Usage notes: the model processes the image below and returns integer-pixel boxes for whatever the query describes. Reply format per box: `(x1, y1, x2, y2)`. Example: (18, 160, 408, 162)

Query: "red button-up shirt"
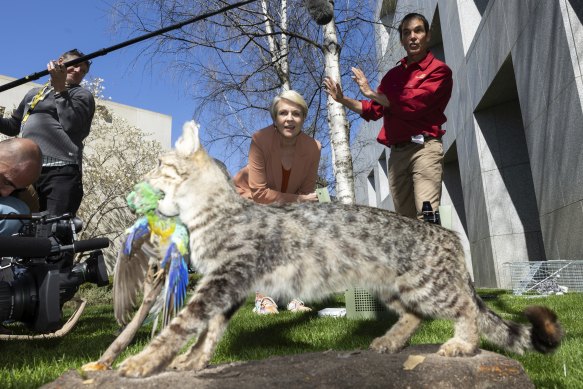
(360, 51, 453, 146)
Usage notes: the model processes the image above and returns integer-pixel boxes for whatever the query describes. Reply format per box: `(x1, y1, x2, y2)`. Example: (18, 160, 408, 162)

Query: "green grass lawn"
(0, 286, 581, 388)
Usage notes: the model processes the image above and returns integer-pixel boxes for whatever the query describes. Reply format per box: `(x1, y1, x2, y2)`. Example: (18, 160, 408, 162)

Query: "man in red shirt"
(324, 12, 453, 220)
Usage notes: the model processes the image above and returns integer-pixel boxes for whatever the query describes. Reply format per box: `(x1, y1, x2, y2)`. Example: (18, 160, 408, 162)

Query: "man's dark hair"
(398, 13, 430, 37)
(60, 48, 92, 71)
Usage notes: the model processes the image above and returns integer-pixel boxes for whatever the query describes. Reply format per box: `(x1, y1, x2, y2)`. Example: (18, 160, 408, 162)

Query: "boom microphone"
(0, 0, 336, 93)
(304, 0, 334, 25)
(0, 237, 52, 257)
(0, 0, 258, 93)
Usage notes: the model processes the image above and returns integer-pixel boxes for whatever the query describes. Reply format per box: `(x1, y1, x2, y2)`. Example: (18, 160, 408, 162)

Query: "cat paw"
(81, 361, 110, 372)
(169, 352, 208, 372)
(437, 339, 478, 357)
(369, 336, 404, 354)
(118, 354, 164, 378)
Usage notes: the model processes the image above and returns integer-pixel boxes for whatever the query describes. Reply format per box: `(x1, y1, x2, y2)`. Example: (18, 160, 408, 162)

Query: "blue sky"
(0, 1, 191, 147)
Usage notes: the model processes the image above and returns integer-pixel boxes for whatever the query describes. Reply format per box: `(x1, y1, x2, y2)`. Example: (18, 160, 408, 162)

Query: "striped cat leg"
(169, 312, 230, 371)
(119, 275, 245, 377)
(370, 298, 422, 353)
(437, 296, 480, 357)
(118, 298, 209, 377)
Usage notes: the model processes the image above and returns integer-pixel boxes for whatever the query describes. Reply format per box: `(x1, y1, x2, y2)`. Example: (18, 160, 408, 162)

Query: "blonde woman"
(234, 90, 321, 204)
(234, 90, 321, 313)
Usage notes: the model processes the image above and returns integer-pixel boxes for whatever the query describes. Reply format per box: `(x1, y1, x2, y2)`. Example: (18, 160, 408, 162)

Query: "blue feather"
(123, 217, 150, 255)
(162, 241, 189, 326)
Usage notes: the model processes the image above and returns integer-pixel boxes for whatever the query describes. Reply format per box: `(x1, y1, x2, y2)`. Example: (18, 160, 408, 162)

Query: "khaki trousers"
(388, 138, 444, 220)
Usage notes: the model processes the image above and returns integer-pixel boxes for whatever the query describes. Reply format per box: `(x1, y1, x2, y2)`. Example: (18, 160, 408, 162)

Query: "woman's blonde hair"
(270, 90, 308, 121)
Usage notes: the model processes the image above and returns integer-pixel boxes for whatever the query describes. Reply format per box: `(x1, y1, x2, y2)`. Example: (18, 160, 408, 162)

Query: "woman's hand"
(299, 192, 319, 202)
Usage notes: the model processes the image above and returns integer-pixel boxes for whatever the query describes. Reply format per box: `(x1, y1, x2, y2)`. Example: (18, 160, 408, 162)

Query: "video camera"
(0, 212, 109, 333)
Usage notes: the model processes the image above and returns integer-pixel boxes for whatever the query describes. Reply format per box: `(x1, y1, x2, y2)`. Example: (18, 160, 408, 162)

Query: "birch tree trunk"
(323, 19, 355, 204)
(262, 0, 291, 90)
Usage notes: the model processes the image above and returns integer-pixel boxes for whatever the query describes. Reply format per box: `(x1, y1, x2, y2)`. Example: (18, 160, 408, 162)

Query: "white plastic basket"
(504, 260, 583, 295)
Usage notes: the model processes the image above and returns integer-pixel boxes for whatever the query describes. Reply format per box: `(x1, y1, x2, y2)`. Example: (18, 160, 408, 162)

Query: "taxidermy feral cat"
(119, 121, 561, 378)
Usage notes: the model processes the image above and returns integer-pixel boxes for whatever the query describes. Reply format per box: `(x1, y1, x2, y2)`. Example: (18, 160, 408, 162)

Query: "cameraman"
(0, 138, 42, 235)
(0, 49, 95, 217)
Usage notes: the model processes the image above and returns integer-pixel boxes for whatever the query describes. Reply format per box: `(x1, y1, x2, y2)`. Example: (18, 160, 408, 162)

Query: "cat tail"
(476, 297, 562, 354)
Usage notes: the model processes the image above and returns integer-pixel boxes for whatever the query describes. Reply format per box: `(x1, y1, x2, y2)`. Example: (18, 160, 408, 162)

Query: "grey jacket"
(0, 84, 95, 166)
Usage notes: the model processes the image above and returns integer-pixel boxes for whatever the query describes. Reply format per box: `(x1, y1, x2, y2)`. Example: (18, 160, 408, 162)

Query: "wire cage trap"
(505, 260, 583, 296)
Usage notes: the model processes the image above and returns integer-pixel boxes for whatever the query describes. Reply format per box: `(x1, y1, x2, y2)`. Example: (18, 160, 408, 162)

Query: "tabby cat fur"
(118, 121, 561, 378)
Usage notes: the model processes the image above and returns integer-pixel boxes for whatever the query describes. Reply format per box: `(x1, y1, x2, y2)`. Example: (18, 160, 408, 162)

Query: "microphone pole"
(0, 0, 257, 93)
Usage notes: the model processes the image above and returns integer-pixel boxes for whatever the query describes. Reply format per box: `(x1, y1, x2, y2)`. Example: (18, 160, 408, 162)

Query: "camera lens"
(0, 271, 37, 323)
(84, 251, 108, 287)
(0, 282, 12, 321)
(65, 250, 109, 289)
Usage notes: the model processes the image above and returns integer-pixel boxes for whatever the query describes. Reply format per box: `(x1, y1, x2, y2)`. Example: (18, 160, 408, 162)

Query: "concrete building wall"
(0, 75, 172, 149)
(352, 0, 583, 288)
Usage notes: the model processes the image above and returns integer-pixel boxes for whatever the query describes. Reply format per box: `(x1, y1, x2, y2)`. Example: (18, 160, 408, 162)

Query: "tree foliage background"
(78, 77, 163, 269)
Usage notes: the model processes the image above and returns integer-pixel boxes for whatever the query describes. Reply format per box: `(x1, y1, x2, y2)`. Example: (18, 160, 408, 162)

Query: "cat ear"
(175, 120, 201, 156)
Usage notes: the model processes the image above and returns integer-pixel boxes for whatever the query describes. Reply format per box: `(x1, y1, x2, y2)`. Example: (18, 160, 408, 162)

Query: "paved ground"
(43, 345, 534, 389)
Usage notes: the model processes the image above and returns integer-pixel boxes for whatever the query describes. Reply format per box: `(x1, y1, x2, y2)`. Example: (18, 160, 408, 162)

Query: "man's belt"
(42, 156, 78, 167)
(391, 135, 442, 149)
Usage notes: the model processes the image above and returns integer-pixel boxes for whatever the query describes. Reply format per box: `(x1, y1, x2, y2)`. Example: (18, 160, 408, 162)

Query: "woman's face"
(274, 99, 305, 139)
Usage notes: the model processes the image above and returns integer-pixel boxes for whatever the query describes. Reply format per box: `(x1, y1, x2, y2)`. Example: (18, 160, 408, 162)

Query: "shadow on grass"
(225, 313, 318, 350)
(214, 295, 398, 362)
(477, 289, 528, 321)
